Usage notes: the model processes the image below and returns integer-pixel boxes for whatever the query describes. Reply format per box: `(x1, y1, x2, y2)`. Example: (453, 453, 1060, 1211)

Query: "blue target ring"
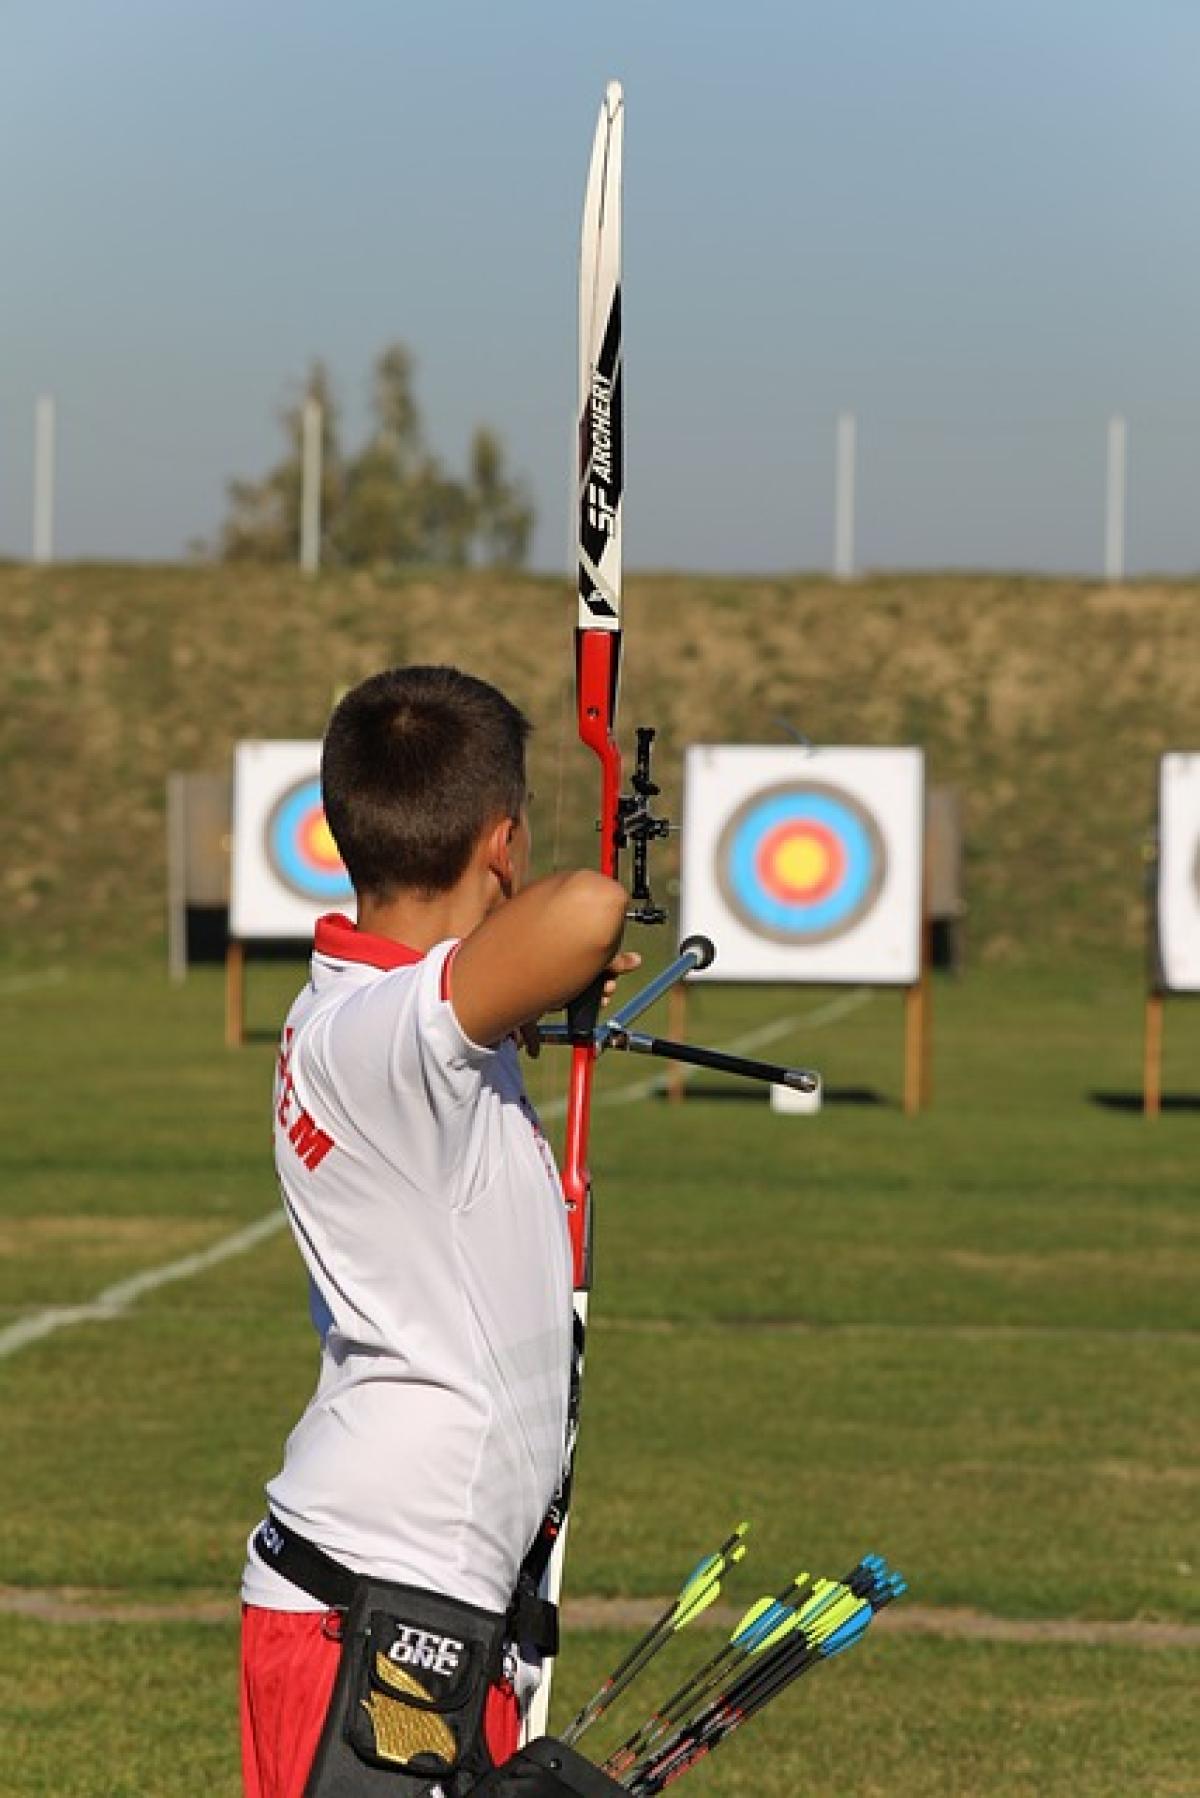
(716, 782, 885, 945)
(264, 777, 353, 904)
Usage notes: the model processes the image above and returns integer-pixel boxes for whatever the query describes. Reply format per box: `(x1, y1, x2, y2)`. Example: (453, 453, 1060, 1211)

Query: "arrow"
(607, 1563, 879, 1777)
(622, 1557, 905, 1794)
(602, 1572, 818, 1774)
(560, 1521, 750, 1746)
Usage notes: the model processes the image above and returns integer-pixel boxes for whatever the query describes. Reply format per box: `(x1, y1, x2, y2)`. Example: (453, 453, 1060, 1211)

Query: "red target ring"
(754, 819, 846, 906)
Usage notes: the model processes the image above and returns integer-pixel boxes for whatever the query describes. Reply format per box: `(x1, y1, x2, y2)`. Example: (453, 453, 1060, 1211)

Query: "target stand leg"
(225, 940, 246, 1049)
(1143, 990, 1164, 1118)
(903, 976, 929, 1116)
(667, 983, 687, 1104)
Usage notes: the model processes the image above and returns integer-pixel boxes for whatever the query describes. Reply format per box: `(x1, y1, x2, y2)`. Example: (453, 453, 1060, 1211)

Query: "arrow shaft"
(623, 1566, 892, 1792)
(562, 1525, 747, 1745)
(604, 1578, 817, 1774)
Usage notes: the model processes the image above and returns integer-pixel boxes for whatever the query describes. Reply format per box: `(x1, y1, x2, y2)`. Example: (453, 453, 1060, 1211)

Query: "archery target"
(266, 777, 350, 904)
(230, 741, 352, 940)
(1155, 753, 1200, 991)
(717, 782, 885, 945)
(681, 746, 924, 985)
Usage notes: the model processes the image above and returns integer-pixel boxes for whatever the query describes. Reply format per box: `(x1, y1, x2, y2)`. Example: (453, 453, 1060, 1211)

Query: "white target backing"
(680, 745, 924, 984)
(230, 741, 353, 941)
(1156, 752, 1200, 992)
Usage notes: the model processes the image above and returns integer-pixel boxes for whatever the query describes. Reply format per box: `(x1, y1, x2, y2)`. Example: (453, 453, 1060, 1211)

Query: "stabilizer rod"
(544, 935, 821, 1094)
(606, 1029, 820, 1093)
(594, 934, 715, 1046)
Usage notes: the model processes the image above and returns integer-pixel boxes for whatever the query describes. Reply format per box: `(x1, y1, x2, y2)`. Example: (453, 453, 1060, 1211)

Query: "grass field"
(2, 953, 1198, 1795)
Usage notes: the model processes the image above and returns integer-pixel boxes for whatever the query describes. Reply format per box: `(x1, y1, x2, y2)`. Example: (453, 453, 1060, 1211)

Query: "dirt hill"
(2, 564, 1191, 962)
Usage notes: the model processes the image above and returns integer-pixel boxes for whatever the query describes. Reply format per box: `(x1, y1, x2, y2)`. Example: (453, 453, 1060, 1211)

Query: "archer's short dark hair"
(321, 666, 531, 898)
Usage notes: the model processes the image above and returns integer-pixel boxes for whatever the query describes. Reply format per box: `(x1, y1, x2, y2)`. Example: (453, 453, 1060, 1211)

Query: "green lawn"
(1, 957, 1198, 1793)
(3, 1622, 1196, 1798)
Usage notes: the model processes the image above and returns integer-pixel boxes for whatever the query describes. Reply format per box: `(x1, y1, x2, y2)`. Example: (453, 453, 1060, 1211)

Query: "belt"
(252, 1513, 559, 1656)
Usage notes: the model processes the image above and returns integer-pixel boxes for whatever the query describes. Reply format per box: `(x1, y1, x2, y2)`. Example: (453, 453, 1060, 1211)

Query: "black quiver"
(468, 1738, 626, 1796)
(302, 1575, 509, 1797)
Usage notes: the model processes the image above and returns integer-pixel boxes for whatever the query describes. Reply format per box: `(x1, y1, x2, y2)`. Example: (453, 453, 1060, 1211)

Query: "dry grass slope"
(2, 564, 1193, 960)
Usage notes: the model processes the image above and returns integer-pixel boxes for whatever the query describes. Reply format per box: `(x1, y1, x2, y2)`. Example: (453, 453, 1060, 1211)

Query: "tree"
(468, 427, 535, 568)
(220, 345, 535, 569)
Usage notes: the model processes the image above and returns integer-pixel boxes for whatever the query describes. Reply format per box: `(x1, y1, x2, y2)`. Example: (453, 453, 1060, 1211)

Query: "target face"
(264, 777, 352, 904)
(716, 782, 886, 944)
(231, 741, 354, 940)
(1157, 753, 1200, 992)
(680, 745, 923, 985)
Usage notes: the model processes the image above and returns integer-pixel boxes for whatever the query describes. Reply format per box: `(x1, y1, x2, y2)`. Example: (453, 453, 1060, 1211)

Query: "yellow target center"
(311, 816, 339, 864)
(776, 835, 829, 890)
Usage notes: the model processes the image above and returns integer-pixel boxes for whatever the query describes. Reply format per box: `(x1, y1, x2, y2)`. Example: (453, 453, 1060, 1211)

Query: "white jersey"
(242, 912, 573, 1616)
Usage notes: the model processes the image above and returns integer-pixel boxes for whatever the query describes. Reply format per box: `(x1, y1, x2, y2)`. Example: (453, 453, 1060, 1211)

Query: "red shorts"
(240, 1604, 520, 1798)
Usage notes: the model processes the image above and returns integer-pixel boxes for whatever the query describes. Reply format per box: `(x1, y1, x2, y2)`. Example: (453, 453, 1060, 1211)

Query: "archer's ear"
(485, 815, 516, 882)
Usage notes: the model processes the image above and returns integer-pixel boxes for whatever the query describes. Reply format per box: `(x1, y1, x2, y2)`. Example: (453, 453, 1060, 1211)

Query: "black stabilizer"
(469, 1738, 626, 1797)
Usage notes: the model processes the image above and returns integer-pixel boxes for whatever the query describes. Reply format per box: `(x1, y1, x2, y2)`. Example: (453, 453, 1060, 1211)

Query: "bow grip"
(566, 972, 605, 1046)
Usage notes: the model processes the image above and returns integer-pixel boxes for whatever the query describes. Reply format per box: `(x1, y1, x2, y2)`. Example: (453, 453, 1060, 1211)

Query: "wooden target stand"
(224, 937, 308, 1048)
(664, 911, 934, 1116)
(1142, 819, 1178, 1118)
(1142, 989, 1165, 1117)
(225, 939, 247, 1048)
(903, 930, 935, 1115)
(1137, 756, 1200, 1116)
(1138, 987, 1200, 1114)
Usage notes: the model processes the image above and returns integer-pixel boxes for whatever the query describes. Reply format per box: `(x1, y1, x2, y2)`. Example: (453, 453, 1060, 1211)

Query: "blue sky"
(4, 0, 1198, 573)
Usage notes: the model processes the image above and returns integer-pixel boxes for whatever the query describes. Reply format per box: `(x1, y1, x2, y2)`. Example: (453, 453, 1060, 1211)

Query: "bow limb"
(520, 85, 626, 1747)
(562, 627, 623, 1285)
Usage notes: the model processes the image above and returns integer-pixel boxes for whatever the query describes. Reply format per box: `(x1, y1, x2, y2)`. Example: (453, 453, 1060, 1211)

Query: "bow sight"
(556, 712, 821, 1095)
(617, 727, 671, 926)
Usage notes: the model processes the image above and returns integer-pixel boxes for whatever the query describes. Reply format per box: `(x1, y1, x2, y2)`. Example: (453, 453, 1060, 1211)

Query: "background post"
(833, 409, 857, 582)
(33, 393, 56, 565)
(667, 982, 687, 1104)
(300, 397, 323, 575)
(1105, 412, 1126, 583)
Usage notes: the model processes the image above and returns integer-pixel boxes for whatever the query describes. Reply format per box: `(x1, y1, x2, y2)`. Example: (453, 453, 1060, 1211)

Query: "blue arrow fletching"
(820, 1609, 872, 1658)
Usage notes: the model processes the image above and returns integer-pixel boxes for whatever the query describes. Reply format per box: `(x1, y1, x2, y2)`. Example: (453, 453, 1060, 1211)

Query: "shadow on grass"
(1088, 1089, 1200, 1113)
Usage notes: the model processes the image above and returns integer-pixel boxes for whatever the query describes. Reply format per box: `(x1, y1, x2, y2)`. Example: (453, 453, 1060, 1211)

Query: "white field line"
(2, 988, 871, 1359)
(0, 967, 68, 997)
(0, 1212, 285, 1360)
(538, 986, 873, 1120)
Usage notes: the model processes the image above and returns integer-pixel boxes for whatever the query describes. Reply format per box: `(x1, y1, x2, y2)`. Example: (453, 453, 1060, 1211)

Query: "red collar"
(313, 913, 425, 971)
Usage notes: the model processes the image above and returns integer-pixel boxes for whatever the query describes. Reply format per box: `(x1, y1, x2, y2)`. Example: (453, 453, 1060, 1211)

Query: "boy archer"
(240, 664, 638, 1798)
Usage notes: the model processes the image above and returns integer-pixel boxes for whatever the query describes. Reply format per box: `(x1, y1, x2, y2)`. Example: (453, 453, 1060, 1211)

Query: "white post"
(834, 410, 857, 582)
(567, 407, 578, 578)
(1105, 413, 1126, 583)
(33, 394, 56, 565)
(300, 397, 323, 575)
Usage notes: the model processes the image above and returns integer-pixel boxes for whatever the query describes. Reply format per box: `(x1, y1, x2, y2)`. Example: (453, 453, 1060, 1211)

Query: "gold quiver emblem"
(361, 1655, 458, 1768)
